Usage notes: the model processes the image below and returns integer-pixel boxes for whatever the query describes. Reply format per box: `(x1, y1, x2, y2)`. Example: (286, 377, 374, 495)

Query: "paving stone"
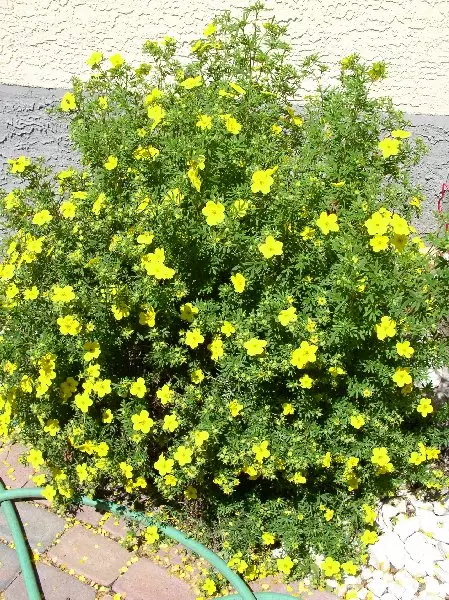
(4, 561, 96, 600)
(0, 542, 20, 591)
(0, 501, 65, 552)
(48, 525, 131, 586)
(112, 557, 196, 600)
(0, 444, 33, 489)
(75, 505, 103, 528)
(101, 515, 128, 539)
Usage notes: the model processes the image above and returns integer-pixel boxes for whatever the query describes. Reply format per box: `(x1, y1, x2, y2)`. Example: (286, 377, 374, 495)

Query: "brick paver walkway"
(0, 443, 337, 600)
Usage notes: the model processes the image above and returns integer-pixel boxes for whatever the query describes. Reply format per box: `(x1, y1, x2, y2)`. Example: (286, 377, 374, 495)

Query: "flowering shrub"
(1, 2, 448, 584)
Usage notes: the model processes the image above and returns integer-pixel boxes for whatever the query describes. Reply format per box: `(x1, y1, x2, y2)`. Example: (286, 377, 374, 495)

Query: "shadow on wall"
(0, 84, 448, 234)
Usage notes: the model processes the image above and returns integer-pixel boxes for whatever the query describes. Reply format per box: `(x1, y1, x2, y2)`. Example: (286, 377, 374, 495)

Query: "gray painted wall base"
(1, 83, 448, 233)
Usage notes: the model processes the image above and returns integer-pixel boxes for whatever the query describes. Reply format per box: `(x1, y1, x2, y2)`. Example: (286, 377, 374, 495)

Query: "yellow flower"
(202, 201, 225, 226)
(130, 377, 147, 398)
(271, 124, 282, 134)
(74, 393, 93, 413)
(184, 485, 198, 500)
(202, 578, 217, 596)
(179, 76, 203, 89)
(139, 307, 156, 327)
(119, 462, 133, 478)
(191, 369, 204, 384)
(371, 447, 390, 467)
(316, 212, 339, 235)
(173, 445, 193, 466)
(321, 556, 341, 577)
(391, 129, 410, 139)
(322, 452, 332, 468)
(27, 448, 44, 469)
(92, 192, 106, 215)
(291, 472, 306, 484)
(221, 321, 236, 337)
(156, 384, 174, 404)
(144, 525, 159, 544)
(324, 508, 334, 521)
(23, 286, 39, 300)
(258, 235, 283, 259)
(203, 23, 216, 36)
(32, 209, 53, 226)
(299, 374, 313, 389)
(362, 505, 377, 525)
(342, 560, 358, 575)
(185, 328, 205, 349)
(243, 338, 267, 356)
(364, 210, 391, 236)
(60, 201, 76, 219)
(87, 51, 103, 67)
(130, 410, 154, 434)
(257, 532, 275, 549)
(111, 302, 130, 320)
(57, 315, 81, 336)
(378, 137, 401, 158)
(95, 442, 109, 457)
(163, 188, 184, 204)
(44, 419, 60, 436)
(147, 104, 166, 130)
(277, 556, 294, 575)
(154, 454, 174, 475)
(136, 232, 154, 245)
(163, 413, 179, 432)
(370, 235, 389, 252)
(60, 92, 76, 111)
(102, 409, 113, 423)
(361, 529, 378, 545)
(252, 440, 270, 463)
(42, 485, 57, 503)
(104, 155, 118, 170)
(396, 341, 414, 358)
(328, 366, 345, 377)
(9, 155, 31, 173)
(220, 113, 242, 134)
(109, 53, 125, 68)
(231, 199, 249, 218)
(208, 337, 224, 361)
(251, 167, 278, 194)
(350, 415, 365, 429)
(375, 316, 396, 340)
(291, 341, 318, 369)
(83, 341, 101, 361)
(196, 114, 212, 130)
(391, 214, 411, 236)
(282, 403, 294, 415)
(229, 400, 243, 417)
(278, 306, 297, 326)
(231, 272, 246, 293)
(51, 285, 76, 303)
(331, 181, 345, 188)
(392, 367, 412, 388)
(417, 397, 433, 417)
(194, 431, 210, 448)
(180, 302, 198, 322)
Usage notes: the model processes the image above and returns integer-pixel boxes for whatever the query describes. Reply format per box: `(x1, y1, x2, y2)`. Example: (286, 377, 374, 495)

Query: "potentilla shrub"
(0, 1, 448, 583)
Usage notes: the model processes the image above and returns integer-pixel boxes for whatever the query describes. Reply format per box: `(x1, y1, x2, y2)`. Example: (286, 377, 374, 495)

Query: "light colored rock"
(403, 557, 428, 578)
(356, 590, 368, 599)
(430, 525, 449, 543)
(387, 581, 407, 599)
(343, 576, 361, 586)
(424, 575, 444, 594)
(433, 502, 446, 516)
(394, 516, 420, 540)
(416, 509, 442, 535)
(394, 499, 408, 514)
(360, 567, 374, 580)
(405, 532, 442, 563)
(373, 531, 407, 570)
(435, 559, 449, 583)
(367, 577, 387, 597)
(394, 569, 419, 594)
(368, 541, 391, 572)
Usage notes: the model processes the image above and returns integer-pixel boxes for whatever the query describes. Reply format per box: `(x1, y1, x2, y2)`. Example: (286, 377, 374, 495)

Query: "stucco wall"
(0, 0, 449, 116)
(1, 83, 448, 234)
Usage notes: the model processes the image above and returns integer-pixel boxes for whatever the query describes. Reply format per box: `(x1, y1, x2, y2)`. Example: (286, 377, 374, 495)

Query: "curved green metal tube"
(0, 481, 43, 600)
(0, 486, 298, 600)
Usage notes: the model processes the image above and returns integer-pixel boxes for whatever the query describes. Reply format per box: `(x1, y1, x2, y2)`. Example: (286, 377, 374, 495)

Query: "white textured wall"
(0, 0, 448, 115)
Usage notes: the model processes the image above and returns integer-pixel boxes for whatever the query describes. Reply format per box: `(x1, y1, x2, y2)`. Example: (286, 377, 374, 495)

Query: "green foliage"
(1, 2, 448, 583)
